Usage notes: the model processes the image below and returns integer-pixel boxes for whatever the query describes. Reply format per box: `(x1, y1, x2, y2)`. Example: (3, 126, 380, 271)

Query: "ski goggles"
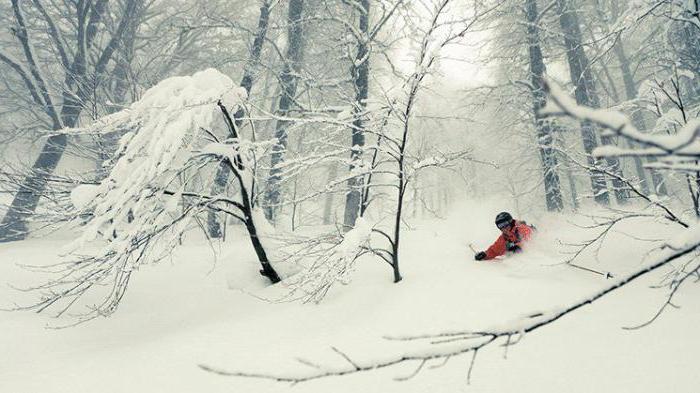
(496, 221, 512, 230)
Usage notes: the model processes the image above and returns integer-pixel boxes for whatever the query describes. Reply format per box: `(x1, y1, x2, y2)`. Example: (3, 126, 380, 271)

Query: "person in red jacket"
(474, 212, 533, 261)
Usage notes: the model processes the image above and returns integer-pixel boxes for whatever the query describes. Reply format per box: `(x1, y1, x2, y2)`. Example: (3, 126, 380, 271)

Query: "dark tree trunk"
(391, 186, 404, 284)
(244, 215, 280, 283)
(218, 103, 281, 283)
(0, 98, 84, 241)
(674, 15, 700, 102)
(97, 5, 142, 178)
(557, 0, 628, 205)
(343, 0, 371, 230)
(208, 1, 272, 238)
(0, 133, 68, 241)
(525, 0, 564, 212)
(0, 0, 138, 242)
(265, 0, 306, 222)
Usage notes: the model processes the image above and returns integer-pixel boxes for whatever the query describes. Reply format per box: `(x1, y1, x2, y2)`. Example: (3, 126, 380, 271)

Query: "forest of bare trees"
(0, 0, 698, 390)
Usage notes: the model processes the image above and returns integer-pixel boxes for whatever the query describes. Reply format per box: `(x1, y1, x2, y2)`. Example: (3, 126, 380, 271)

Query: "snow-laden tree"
(22, 69, 287, 321)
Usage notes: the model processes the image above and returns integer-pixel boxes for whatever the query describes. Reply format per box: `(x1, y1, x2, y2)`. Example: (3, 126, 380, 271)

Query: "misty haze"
(0, 1, 698, 392)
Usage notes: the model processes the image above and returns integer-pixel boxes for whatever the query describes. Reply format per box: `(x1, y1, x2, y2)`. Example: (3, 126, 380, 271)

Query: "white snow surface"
(69, 184, 101, 209)
(1, 200, 698, 393)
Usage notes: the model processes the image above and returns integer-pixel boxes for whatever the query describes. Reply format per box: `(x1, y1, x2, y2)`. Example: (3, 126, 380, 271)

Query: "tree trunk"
(675, 16, 700, 103)
(218, 103, 281, 283)
(525, 0, 564, 212)
(0, 0, 138, 242)
(343, 0, 371, 230)
(583, 7, 652, 197)
(0, 134, 67, 241)
(208, 1, 272, 237)
(264, 0, 306, 222)
(0, 96, 85, 242)
(565, 162, 580, 210)
(244, 214, 281, 283)
(322, 163, 338, 225)
(614, 40, 668, 196)
(557, 0, 628, 205)
(97, 5, 142, 179)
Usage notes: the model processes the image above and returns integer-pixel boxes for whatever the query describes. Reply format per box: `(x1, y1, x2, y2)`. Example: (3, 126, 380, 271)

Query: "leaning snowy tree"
(16, 69, 290, 322)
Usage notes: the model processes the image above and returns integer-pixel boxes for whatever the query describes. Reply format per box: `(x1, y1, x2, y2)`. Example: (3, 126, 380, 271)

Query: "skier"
(474, 212, 533, 261)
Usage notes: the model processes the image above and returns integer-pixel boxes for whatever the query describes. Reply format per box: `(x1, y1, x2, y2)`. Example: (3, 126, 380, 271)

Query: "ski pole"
(568, 263, 613, 279)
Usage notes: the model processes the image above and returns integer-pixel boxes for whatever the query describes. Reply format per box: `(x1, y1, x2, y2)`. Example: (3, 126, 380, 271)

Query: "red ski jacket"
(485, 221, 533, 260)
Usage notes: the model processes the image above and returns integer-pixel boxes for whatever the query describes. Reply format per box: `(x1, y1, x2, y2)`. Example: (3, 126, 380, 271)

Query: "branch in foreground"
(199, 242, 698, 383)
(540, 81, 700, 156)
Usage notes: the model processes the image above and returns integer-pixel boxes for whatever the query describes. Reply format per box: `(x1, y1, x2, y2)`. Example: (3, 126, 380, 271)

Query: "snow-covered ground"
(1, 200, 698, 393)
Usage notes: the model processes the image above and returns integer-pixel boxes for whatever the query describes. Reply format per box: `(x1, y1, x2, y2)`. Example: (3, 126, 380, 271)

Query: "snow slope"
(1, 200, 698, 393)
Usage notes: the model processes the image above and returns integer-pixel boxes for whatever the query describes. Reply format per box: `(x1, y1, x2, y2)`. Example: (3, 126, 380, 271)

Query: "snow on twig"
(541, 81, 700, 156)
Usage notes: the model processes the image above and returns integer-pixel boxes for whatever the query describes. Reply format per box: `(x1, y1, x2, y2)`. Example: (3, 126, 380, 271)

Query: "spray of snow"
(284, 217, 374, 303)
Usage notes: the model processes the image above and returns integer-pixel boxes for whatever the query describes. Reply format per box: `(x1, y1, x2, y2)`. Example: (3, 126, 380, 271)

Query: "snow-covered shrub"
(282, 217, 374, 303)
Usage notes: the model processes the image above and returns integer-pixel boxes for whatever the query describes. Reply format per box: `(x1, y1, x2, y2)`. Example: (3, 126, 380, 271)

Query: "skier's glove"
(506, 242, 521, 253)
(474, 251, 487, 261)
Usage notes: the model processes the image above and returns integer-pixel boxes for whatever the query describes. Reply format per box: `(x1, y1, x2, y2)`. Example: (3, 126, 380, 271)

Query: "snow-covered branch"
(542, 81, 700, 156)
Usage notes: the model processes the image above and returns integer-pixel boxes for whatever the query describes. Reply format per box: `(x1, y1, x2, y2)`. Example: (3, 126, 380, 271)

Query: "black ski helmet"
(495, 212, 513, 228)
